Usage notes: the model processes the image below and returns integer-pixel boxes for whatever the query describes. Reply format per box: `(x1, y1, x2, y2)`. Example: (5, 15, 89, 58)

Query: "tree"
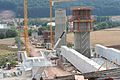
(38, 28, 43, 35)
(0, 33, 5, 39)
(28, 29, 37, 36)
(28, 29, 32, 36)
(94, 21, 120, 31)
(6, 29, 17, 38)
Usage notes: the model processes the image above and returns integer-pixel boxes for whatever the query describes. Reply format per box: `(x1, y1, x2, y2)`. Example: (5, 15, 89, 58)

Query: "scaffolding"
(71, 6, 94, 58)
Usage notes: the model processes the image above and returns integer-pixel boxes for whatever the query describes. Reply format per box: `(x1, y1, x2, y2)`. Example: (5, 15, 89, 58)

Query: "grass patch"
(0, 44, 18, 66)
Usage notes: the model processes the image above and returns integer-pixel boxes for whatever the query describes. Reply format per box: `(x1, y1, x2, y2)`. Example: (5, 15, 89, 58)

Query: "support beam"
(61, 46, 105, 73)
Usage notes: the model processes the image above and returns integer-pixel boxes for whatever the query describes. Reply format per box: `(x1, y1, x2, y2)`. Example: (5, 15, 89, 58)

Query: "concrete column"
(72, 7, 93, 58)
(74, 32, 91, 58)
(55, 9, 67, 48)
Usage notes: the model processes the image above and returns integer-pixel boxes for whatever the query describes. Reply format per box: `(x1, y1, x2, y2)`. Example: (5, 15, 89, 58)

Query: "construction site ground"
(21, 37, 87, 80)
(44, 66, 85, 80)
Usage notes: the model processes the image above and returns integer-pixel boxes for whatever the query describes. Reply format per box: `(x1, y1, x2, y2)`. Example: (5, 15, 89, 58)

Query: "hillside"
(0, 0, 120, 18)
(67, 27, 120, 49)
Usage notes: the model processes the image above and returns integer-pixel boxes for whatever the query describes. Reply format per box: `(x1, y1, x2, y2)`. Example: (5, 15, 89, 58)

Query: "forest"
(0, 0, 120, 18)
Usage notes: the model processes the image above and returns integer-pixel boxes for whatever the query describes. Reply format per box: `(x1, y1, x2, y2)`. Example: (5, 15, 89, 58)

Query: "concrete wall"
(95, 44, 120, 65)
(19, 51, 51, 79)
(74, 32, 91, 58)
(61, 46, 105, 73)
(95, 44, 108, 58)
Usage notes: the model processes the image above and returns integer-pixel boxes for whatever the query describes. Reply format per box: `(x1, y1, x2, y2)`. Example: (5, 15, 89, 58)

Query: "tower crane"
(23, 0, 75, 53)
(49, 0, 75, 48)
(24, 0, 29, 54)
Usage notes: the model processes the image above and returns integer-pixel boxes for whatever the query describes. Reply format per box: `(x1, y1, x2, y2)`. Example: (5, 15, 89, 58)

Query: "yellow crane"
(49, 0, 75, 48)
(50, 0, 53, 48)
(24, 0, 29, 54)
(23, 0, 75, 53)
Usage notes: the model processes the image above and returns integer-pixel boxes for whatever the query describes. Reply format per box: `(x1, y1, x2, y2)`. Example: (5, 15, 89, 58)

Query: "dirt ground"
(0, 38, 15, 45)
(45, 66, 85, 80)
(67, 27, 120, 49)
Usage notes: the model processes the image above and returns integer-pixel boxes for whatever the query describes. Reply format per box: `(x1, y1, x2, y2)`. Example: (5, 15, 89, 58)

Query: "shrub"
(0, 33, 5, 39)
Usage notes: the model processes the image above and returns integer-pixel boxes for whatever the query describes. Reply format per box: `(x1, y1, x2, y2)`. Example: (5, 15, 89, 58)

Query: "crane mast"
(24, 0, 29, 54)
(23, 0, 75, 52)
(50, 0, 54, 48)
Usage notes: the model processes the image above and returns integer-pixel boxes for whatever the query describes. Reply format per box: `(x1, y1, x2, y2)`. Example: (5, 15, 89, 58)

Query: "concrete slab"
(61, 46, 105, 73)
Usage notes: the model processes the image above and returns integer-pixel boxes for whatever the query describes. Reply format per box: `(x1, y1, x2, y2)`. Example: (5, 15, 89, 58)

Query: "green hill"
(0, 0, 120, 18)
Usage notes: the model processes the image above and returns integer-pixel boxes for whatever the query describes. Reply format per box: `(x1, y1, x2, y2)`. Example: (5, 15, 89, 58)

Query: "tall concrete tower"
(55, 9, 67, 48)
(72, 7, 93, 58)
